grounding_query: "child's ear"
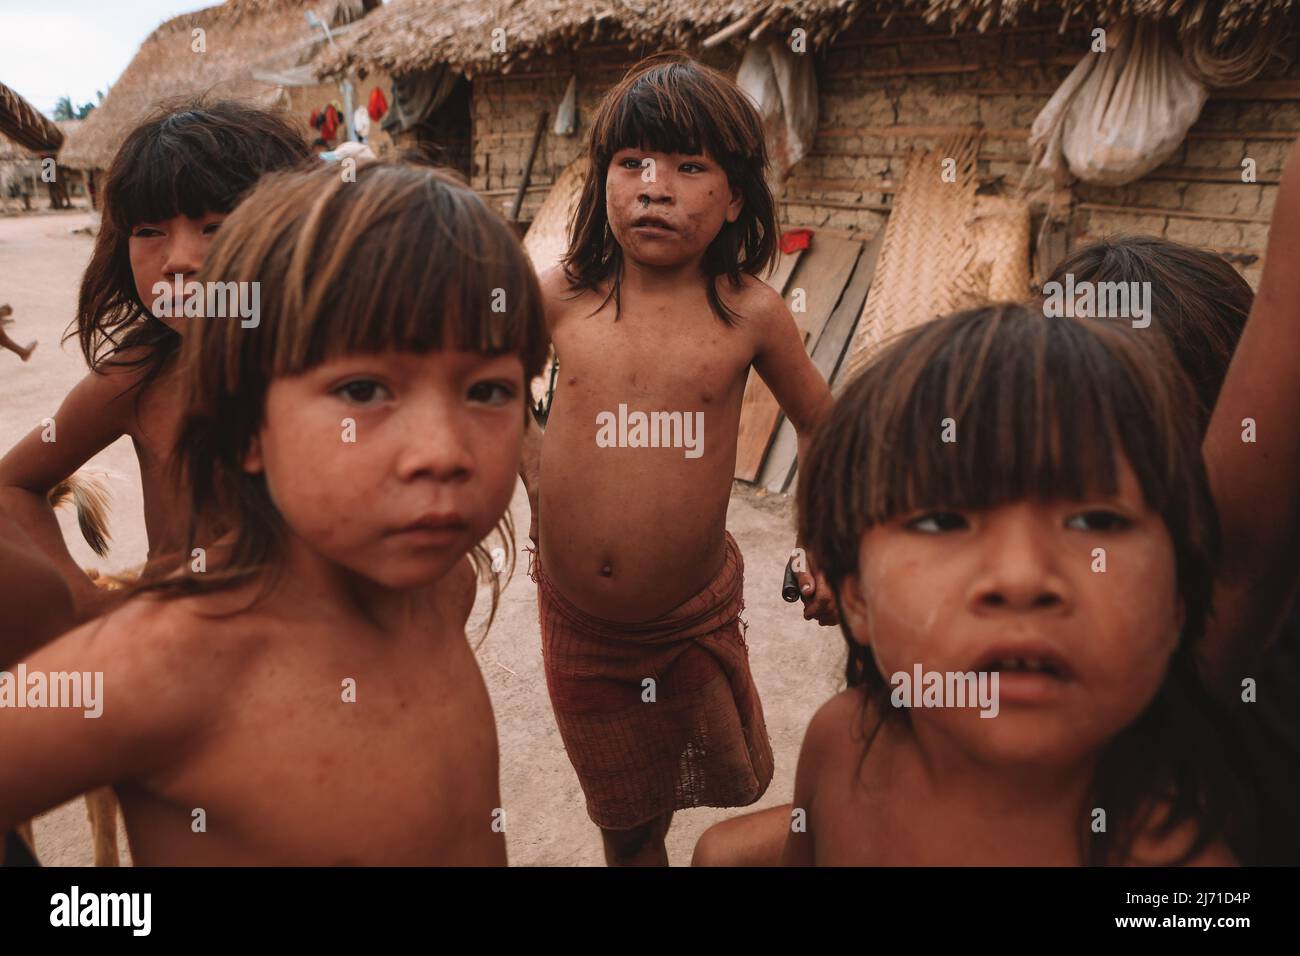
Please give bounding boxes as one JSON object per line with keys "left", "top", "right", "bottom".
{"left": 837, "top": 570, "right": 871, "bottom": 647}
{"left": 726, "top": 186, "right": 743, "bottom": 224}
{"left": 242, "top": 434, "right": 264, "bottom": 474}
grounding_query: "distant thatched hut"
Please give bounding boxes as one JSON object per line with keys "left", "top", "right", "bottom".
{"left": 324, "top": 0, "right": 1298, "bottom": 288}
{"left": 0, "top": 83, "right": 77, "bottom": 212}
{"left": 59, "top": 0, "right": 392, "bottom": 205}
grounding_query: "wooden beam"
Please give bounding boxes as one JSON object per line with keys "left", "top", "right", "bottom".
{"left": 509, "top": 110, "right": 548, "bottom": 222}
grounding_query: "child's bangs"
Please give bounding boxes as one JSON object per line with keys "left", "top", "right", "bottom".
{"left": 195, "top": 163, "right": 548, "bottom": 386}
{"left": 106, "top": 119, "right": 244, "bottom": 231}
{"left": 836, "top": 307, "right": 1193, "bottom": 532}
{"left": 283, "top": 191, "right": 546, "bottom": 379}
{"left": 598, "top": 62, "right": 752, "bottom": 169}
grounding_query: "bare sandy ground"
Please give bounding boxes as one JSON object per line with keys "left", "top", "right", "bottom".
{"left": 0, "top": 208, "right": 845, "bottom": 867}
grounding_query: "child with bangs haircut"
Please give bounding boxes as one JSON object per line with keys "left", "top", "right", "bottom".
{"left": 0, "top": 101, "right": 311, "bottom": 623}
{"left": 519, "top": 53, "right": 838, "bottom": 866}
{"left": 0, "top": 162, "right": 548, "bottom": 865}
{"left": 779, "top": 303, "right": 1248, "bottom": 865}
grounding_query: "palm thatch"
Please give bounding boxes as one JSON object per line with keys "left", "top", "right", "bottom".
{"left": 0, "top": 81, "right": 63, "bottom": 153}
{"left": 59, "top": 0, "right": 373, "bottom": 171}
{"left": 319, "top": 0, "right": 1296, "bottom": 79}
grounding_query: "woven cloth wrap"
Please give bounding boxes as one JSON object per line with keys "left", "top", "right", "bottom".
{"left": 532, "top": 532, "right": 774, "bottom": 830}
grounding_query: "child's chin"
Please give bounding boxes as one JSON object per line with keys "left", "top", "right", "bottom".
{"left": 343, "top": 554, "right": 461, "bottom": 591}
{"left": 953, "top": 714, "right": 1101, "bottom": 768}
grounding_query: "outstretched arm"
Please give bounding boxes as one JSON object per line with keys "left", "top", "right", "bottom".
{"left": 750, "top": 283, "right": 836, "bottom": 624}
{"left": 1201, "top": 137, "right": 1300, "bottom": 698}
{"left": 0, "top": 604, "right": 208, "bottom": 834}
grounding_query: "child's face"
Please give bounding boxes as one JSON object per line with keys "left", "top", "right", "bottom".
{"left": 838, "top": 456, "right": 1183, "bottom": 768}
{"left": 244, "top": 348, "right": 525, "bottom": 591}
{"left": 129, "top": 212, "right": 227, "bottom": 333}
{"left": 605, "top": 147, "right": 743, "bottom": 270}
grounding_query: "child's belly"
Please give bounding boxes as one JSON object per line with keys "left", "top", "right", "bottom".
{"left": 538, "top": 400, "right": 742, "bottom": 622}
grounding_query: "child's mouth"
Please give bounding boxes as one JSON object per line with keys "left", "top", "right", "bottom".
{"left": 630, "top": 216, "right": 675, "bottom": 234}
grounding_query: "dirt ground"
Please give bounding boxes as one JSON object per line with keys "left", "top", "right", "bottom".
{"left": 0, "top": 208, "right": 846, "bottom": 867}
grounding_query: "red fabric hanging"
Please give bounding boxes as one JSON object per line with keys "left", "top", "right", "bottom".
{"left": 320, "top": 104, "right": 340, "bottom": 141}
{"left": 368, "top": 86, "right": 389, "bottom": 122}
{"left": 779, "top": 228, "right": 812, "bottom": 255}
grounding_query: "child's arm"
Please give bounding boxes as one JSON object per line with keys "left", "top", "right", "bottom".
{"left": 1201, "top": 138, "right": 1300, "bottom": 697}
{"left": 0, "top": 368, "right": 137, "bottom": 621}
{"left": 0, "top": 514, "right": 75, "bottom": 665}
{"left": 0, "top": 601, "right": 211, "bottom": 833}
{"left": 779, "top": 693, "right": 846, "bottom": 866}
{"left": 520, "top": 414, "right": 542, "bottom": 546}
{"left": 747, "top": 281, "right": 837, "bottom": 624}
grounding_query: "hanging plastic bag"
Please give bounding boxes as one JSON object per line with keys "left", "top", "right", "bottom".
{"left": 554, "top": 75, "right": 577, "bottom": 136}
{"left": 1028, "top": 18, "right": 1207, "bottom": 186}
{"left": 736, "top": 38, "right": 817, "bottom": 178}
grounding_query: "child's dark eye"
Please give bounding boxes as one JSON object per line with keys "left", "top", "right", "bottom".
{"left": 906, "top": 511, "right": 969, "bottom": 533}
{"left": 620, "top": 158, "right": 645, "bottom": 170}
{"left": 132, "top": 226, "right": 163, "bottom": 238}
{"left": 1066, "top": 510, "right": 1132, "bottom": 532}
{"left": 334, "top": 380, "right": 391, "bottom": 406}
{"left": 203, "top": 221, "right": 224, "bottom": 235}
{"left": 468, "top": 381, "right": 517, "bottom": 406}
{"left": 679, "top": 162, "right": 704, "bottom": 173}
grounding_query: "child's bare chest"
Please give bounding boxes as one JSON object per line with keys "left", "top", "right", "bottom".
{"left": 552, "top": 303, "right": 754, "bottom": 409}
{"left": 129, "top": 381, "right": 190, "bottom": 557}
{"left": 137, "top": 627, "right": 503, "bottom": 864}
{"left": 812, "top": 749, "right": 1083, "bottom": 865}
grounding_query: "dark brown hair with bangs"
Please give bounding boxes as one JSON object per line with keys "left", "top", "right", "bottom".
{"left": 1044, "top": 235, "right": 1252, "bottom": 435}
{"left": 562, "top": 53, "right": 777, "bottom": 325}
{"left": 71, "top": 100, "right": 312, "bottom": 388}
{"left": 799, "top": 303, "right": 1251, "bottom": 865}
{"left": 140, "top": 161, "right": 549, "bottom": 629}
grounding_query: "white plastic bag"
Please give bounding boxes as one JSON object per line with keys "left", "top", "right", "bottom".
{"left": 554, "top": 75, "right": 577, "bottom": 137}
{"left": 1028, "top": 18, "right": 1207, "bottom": 186}
{"left": 737, "top": 38, "right": 817, "bottom": 177}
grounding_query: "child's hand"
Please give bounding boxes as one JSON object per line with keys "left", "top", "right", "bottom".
{"left": 791, "top": 550, "right": 838, "bottom": 626}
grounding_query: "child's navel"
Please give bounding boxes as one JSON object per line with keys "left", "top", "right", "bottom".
{"left": 600, "top": 561, "right": 614, "bottom": 578}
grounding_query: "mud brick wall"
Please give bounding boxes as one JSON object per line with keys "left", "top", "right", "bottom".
{"left": 786, "top": 10, "right": 1297, "bottom": 287}
{"left": 465, "top": 9, "right": 1294, "bottom": 285}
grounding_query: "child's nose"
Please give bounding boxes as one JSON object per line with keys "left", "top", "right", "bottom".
{"left": 968, "top": 513, "right": 1068, "bottom": 614}
{"left": 396, "top": 404, "right": 474, "bottom": 482}
{"left": 160, "top": 232, "right": 205, "bottom": 278}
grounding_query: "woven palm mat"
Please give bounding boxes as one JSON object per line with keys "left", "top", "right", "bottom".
{"left": 842, "top": 130, "right": 1028, "bottom": 383}
{"left": 523, "top": 155, "right": 589, "bottom": 276}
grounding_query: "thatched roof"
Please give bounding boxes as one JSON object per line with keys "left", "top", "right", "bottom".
{"left": 0, "top": 81, "right": 64, "bottom": 153}
{"left": 59, "top": 0, "right": 374, "bottom": 170}
{"left": 319, "top": 0, "right": 1296, "bottom": 78}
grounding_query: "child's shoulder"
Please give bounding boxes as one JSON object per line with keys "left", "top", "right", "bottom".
{"left": 83, "top": 586, "right": 270, "bottom": 686}
{"left": 800, "top": 688, "right": 870, "bottom": 767}
{"left": 720, "top": 272, "right": 790, "bottom": 326}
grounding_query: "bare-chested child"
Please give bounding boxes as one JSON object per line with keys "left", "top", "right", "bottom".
{"left": 519, "top": 54, "right": 836, "bottom": 866}
{"left": 0, "top": 103, "right": 310, "bottom": 622}
{"left": 0, "top": 304, "right": 37, "bottom": 361}
{"left": 0, "top": 162, "right": 548, "bottom": 864}
{"left": 779, "top": 303, "right": 1244, "bottom": 865}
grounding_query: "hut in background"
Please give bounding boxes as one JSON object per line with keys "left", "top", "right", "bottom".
{"left": 59, "top": 0, "right": 392, "bottom": 205}
{"left": 0, "top": 83, "right": 79, "bottom": 213}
